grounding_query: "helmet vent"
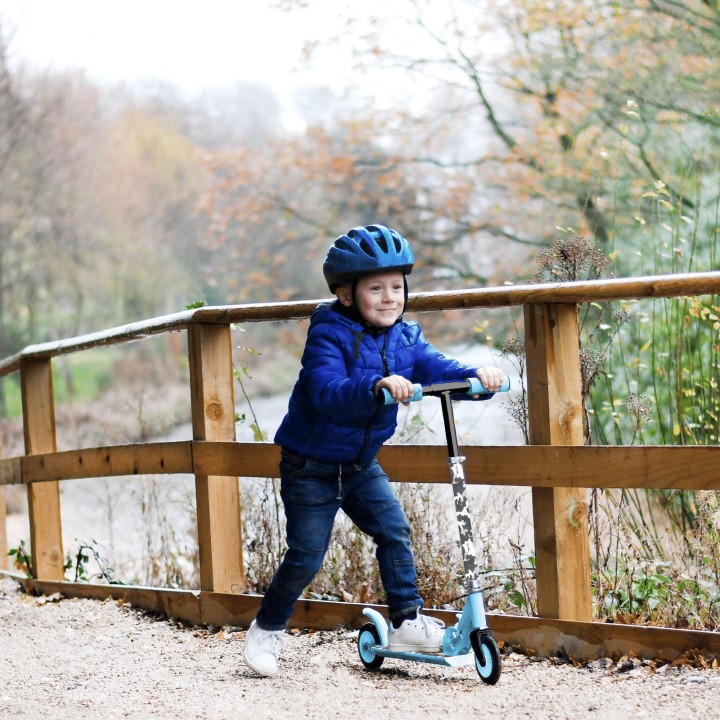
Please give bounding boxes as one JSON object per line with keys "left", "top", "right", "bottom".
{"left": 323, "top": 224, "right": 414, "bottom": 291}
{"left": 359, "top": 238, "right": 376, "bottom": 257}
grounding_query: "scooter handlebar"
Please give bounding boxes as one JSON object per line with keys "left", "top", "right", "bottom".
{"left": 379, "top": 376, "right": 510, "bottom": 405}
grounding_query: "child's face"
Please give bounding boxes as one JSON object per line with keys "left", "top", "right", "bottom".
{"left": 338, "top": 271, "right": 405, "bottom": 328}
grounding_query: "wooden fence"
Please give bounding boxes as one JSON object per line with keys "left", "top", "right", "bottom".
{"left": 1, "top": 271, "right": 720, "bottom": 662}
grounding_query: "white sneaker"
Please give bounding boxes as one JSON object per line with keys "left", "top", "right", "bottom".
{"left": 243, "top": 620, "right": 285, "bottom": 676}
{"left": 388, "top": 611, "right": 445, "bottom": 652}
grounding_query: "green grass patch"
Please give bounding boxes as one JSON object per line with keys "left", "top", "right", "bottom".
{"left": 1, "top": 349, "right": 118, "bottom": 420}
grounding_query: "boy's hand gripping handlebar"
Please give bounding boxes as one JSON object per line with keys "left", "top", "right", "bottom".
{"left": 379, "top": 376, "right": 510, "bottom": 405}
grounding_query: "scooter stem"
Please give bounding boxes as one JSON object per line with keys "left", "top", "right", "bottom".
{"left": 436, "top": 390, "right": 479, "bottom": 589}
{"left": 449, "top": 455, "right": 478, "bottom": 588}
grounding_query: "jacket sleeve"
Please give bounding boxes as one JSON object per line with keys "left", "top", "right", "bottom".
{"left": 410, "top": 326, "right": 492, "bottom": 399}
{"left": 301, "top": 323, "right": 383, "bottom": 421}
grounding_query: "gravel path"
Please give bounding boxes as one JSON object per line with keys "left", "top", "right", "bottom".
{"left": 1, "top": 577, "right": 718, "bottom": 720}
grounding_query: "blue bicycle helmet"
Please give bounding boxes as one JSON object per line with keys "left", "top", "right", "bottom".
{"left": 323, "top": 225, "right": 414, "bottom": 292}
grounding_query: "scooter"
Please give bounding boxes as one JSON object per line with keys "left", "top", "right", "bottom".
{"left": 357, "top": 375, "right": 510, "bottom": 685}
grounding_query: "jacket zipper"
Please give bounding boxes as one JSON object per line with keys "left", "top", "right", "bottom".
{"left": 352, "top": 331, "right": 390, "bottom": 467}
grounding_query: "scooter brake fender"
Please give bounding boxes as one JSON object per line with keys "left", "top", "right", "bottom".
{"left": 362, "top": 607, "right": 389, "bottom": 647}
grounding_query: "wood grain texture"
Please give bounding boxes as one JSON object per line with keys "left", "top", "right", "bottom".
{"left": 525, "top": 303, "right": 592, "bottom": 621}
{"left": 0, "top": 436, "right": 6, "bottom": 569}
{"left": 6, "top": 442, "right": 718, "bottom": 490}
{"left": 188, "top": 324, "right": 245, "bottom": 594}
{"left": 20, "top": 358, "right": 64, "bottom": 580}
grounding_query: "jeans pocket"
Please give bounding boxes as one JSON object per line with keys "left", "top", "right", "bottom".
{"left": 279, "top": 449, "right": 309, "bottom": 476}
{"left": 280, "top": 456, "right": 340, "bottom": 507}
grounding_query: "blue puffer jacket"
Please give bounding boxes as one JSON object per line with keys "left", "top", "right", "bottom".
{"left": 274, "top": 301, "right": 486, "bottom": 464}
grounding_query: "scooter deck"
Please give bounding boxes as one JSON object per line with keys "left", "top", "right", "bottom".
{"left": 368, "top": 646, "right": 476, "bottom": 667}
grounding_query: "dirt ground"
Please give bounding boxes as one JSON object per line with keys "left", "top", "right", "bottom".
{"left": 1, "top": 577, "right": 719, "bottom": 720}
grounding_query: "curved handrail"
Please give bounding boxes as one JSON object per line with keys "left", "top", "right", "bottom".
{"left": 1, "top": 271, "right": 719, "bottom": 377}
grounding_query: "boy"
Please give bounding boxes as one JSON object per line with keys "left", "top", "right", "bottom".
{"left": 243, "top": 224, "right": 504, "bottom": 676}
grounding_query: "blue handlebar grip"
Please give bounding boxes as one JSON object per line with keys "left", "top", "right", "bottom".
{"left": 466, "top": 376, "right": 511, "bottom": 395}
{"left": 380, "top": 383, "right": 423, "bottom": 405}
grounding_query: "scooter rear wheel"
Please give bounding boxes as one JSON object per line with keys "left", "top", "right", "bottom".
{"left": 473, "top": 632, "right": 501, "bottom": 685}
{"left": 358, "top": 622, "right": 384, "bottom": 670}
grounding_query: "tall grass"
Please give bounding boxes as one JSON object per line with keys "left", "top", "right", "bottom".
{"left": 566, "top": 175, "right": 720, "bottom": 628}
{"left": 487, "top": 168, "right": 719, "bottom": 628}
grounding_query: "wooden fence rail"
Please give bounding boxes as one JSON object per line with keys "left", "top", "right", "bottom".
{"left": 1, "top": 270, "right": 720, "bottom": 662}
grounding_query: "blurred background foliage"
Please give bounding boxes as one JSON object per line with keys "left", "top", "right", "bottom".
{"left": 1, "top": 0, "right": 717, "bottom": 437}
{"left": 0, "top": 1, "right": 715, "bottom": 341}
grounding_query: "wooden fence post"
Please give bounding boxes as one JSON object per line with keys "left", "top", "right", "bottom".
{"left": 188, "top": 323, "right": 246, "bottom": 593}
{"left": 524, "top": 303, "right": 592, "bottom": 621}
{"left": 0, "top": 435, "right": 6, "bottom": 570}
{"left": 20, "top": 358, "right": 64, "bottom": 580}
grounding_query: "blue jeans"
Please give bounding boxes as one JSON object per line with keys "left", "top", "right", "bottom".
{"left": 255, "top": 450, "right": 423, "bottom": 630}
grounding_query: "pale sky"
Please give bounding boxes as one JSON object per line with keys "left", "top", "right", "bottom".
{"left": 1, "top": 0, "right": 357, "bottom": 97}
{"left": 1, "top": 1, "right": 471, "bottom": 130}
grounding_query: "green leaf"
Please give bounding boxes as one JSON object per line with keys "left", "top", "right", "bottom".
{"left": 250, "top": 423, "right": 268, "bottom": 442}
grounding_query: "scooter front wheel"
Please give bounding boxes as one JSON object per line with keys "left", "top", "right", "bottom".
{"left": 473, "top": 632, "right": 501, "bottom": 685}
{"left": 358, "top": 622, "right": 384, "bottom": 670}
